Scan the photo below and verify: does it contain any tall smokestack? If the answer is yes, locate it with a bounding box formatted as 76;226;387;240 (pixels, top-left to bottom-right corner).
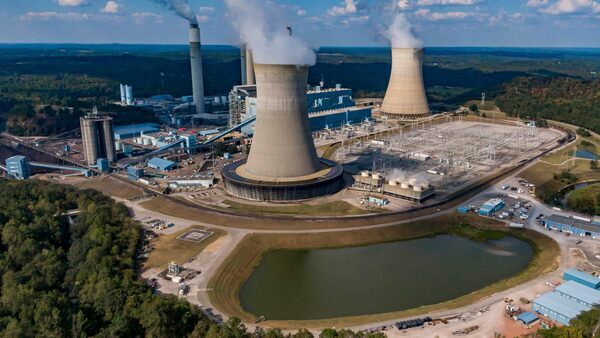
381;48;430;119
244;64;320;178
245;47;255;85
241;43;247;85
189;22;205;115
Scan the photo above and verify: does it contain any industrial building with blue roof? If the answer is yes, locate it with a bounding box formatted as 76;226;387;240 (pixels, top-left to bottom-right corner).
554;281;600;307
563;268;600;289
532;292;590;325
147;157;177;171
532;269;600;325
478;198;504;216
543;214;600;239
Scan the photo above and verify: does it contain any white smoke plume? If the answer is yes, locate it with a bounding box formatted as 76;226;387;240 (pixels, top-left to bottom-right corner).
150;0;197;23
380;1;422;48
224;0;316;66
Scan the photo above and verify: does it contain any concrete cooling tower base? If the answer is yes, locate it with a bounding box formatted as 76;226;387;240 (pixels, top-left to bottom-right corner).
222;158;344;201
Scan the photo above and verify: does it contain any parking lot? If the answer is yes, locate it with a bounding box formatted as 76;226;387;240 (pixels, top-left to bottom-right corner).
140;216;175;231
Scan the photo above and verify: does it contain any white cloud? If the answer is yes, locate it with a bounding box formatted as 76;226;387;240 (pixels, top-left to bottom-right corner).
101;1;121;14
327;0;358;16
297;9;307;16
199;6;215;14
131;12;163;24
21;11;90;21
416;0;481;5
56;0;88;7
539;0;600;14
414;8;475;20
526;0;550;7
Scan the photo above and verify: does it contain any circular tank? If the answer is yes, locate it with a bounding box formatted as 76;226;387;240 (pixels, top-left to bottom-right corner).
401;182;410;189
151;139;158;146
143;138;152;146
114;141;123;151
361;171;370;177
372;173;381;180
135;137;143;144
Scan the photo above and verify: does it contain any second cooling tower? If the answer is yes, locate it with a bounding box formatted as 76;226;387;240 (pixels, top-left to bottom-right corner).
381;48;430;119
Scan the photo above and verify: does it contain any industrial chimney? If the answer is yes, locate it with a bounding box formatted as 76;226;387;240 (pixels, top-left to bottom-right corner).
245;47;256;85
381;48;430;119
240;43;247;85
189;23;205;115
244;63;321;178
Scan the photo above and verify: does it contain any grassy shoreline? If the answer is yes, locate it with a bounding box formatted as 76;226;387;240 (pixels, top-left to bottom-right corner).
207;214;560;329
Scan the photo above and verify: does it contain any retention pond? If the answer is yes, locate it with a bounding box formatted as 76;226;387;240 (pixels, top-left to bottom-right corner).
239;235;533;320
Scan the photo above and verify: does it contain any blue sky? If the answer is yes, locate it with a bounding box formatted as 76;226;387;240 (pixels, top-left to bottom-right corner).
0;0;598;47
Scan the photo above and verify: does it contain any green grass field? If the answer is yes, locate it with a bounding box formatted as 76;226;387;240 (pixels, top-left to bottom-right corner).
222;199;383;216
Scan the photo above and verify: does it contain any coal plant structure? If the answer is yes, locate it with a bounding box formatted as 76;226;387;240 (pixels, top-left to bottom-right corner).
380;48;430;119
80;110;116;165
240;44;255;86
189;22;205;115
222;64;344;201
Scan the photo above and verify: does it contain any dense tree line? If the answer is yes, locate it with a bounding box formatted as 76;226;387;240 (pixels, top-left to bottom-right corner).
4;103;159;136
495;77;600;132
0;179;387;337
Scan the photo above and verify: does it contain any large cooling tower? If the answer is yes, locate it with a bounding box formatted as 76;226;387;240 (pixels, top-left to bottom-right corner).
245;64;321;179
189;23;205;115
381;48;430;119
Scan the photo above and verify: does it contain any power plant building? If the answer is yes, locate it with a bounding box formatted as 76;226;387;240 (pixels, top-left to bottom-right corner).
80;110;116;165
5;155;29;180
228;83;372;132
222;64;344;201
381;48;431;119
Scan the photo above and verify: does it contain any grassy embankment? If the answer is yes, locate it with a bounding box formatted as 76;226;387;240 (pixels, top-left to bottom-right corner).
207;214;560;329
76;175;146;200
144;227;225;270
221;199;384;216
519;121;600;206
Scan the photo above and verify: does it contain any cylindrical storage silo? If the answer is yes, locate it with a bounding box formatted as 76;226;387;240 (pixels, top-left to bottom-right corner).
115;141;123;152
143;138;152;146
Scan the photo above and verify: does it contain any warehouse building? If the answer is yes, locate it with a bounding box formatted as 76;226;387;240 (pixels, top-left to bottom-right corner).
554;281;600;307
147;158;177;171
563;268;600;289
478;198;505;216
543;214;600;239
532;292;589;325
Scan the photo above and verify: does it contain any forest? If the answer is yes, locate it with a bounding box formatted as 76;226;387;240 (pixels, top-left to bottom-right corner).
0;179;387;338
495;77;600;132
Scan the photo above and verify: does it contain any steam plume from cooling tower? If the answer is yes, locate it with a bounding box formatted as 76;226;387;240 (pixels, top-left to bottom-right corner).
383;12;422;48
150;0;197;23
376;0;421;48
224;0;316;66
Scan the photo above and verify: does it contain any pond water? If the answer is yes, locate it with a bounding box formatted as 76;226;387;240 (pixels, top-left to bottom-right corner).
239;235;533;320
575;149;598;160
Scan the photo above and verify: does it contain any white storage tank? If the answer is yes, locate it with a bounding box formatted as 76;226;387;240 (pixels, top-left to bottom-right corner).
401;181;410;189
361;171;370;177
372;173;381;180
143;138;152;146
114;141;123;151
135;137;143;144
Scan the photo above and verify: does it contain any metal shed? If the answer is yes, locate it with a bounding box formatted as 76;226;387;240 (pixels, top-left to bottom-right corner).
554;280;600;307
147;158;177;171
564;269;600;289
532;292;589;325
516;312;539;325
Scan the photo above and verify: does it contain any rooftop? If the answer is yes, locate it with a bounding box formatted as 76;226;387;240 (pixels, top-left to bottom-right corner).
148;157;176;169
555;281;600;305
545;214;600;233
564;268;600;287
516;312;539;324
533;292;589;319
